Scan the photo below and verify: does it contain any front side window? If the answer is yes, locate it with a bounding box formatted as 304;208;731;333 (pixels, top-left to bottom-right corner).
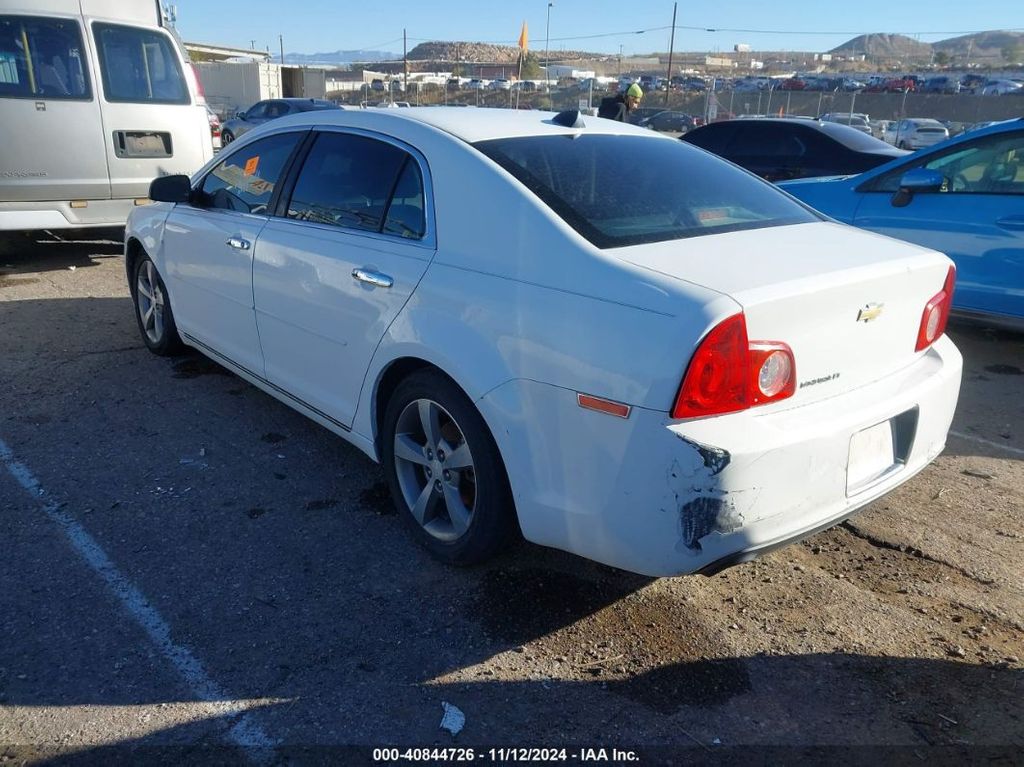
286;133;409;234
197;132;302;214
476;134;820;249
93;23;188;104
0;15;90;100
867;131;1024;195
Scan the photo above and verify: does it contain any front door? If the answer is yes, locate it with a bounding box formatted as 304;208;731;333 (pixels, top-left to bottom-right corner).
162;130;305;376
854;128;1024;322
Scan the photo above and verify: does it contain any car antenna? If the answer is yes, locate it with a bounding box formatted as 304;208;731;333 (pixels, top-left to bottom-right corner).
551;110;585;129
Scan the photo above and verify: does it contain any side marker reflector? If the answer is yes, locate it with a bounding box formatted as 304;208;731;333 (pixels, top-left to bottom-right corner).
577;393;631;419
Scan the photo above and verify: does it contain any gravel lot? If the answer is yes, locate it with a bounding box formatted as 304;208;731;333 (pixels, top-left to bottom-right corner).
0;230;1021;762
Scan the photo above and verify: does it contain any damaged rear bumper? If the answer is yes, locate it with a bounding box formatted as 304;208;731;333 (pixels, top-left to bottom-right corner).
479;336;962;577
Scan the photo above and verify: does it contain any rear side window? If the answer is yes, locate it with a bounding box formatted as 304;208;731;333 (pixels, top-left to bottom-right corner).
93;23;188;104
476;134;820;249
198;132;302;214
683;123;738;154
0;15;90;100
285;133;410;234
727;124;806;158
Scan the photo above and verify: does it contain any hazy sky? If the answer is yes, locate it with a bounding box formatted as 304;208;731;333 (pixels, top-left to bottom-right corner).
170;0;1017;57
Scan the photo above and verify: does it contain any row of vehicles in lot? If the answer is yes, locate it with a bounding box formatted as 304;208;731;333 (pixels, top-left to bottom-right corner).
621;72;1024;96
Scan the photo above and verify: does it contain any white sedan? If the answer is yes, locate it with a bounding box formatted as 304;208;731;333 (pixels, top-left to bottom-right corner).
126;107;962;576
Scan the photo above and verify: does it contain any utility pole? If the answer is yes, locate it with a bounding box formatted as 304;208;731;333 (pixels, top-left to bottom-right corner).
618;44;623;79
403;28;408;95
665;2;677;106
279;34;284;66
545;2;553;94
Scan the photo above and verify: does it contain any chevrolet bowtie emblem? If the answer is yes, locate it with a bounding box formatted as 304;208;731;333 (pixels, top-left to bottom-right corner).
857;303;884;322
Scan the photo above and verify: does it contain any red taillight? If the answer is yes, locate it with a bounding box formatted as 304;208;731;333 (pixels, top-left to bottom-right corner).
672;314;796;419
188;63;207;104
915;266;956;352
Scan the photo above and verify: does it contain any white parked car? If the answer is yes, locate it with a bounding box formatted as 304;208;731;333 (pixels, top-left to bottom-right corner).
489;78;512;91
981;79;1023;96
884;118;950;150
126;108;962;577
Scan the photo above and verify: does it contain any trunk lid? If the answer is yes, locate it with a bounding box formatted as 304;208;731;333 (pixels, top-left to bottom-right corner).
615;221;954;408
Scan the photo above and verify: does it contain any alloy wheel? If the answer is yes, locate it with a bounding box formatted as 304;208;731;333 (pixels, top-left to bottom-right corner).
136;260;166;345
393;398;477;542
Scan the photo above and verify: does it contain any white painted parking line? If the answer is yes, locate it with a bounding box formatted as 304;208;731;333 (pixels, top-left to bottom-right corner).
0;436;277;758
949;430;1024;458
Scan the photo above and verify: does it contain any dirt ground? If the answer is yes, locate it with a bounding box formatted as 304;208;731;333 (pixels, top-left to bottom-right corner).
0;230;1020;763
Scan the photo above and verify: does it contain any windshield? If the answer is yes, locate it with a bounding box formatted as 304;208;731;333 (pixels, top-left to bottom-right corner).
474;134;820;249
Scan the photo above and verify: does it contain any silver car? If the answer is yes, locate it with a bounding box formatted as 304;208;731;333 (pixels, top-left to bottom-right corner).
220;98;340;145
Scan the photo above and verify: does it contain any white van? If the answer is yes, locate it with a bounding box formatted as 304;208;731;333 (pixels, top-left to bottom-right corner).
0;0;213;231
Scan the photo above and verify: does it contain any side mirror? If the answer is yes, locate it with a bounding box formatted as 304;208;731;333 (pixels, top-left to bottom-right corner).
236;110;247;120
149;174;192;203
891;168;944;208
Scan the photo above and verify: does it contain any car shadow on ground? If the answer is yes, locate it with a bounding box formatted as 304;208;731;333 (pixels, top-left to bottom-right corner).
0;228;124;278
5;655;1021;756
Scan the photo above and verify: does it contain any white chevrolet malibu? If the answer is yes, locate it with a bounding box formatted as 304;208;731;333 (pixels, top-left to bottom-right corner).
125;107;962;577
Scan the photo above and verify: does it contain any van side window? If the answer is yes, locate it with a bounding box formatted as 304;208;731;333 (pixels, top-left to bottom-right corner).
285;133;408;234
197;133;302;215
92;23;188;104
0;16;91;100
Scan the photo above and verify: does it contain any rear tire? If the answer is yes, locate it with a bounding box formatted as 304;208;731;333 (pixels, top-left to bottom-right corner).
132;256;184;356
382;369;518;566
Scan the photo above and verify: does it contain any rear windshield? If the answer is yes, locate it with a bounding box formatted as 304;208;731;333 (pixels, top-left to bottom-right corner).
0;15;90;100
474;134;820;248
93;22;188;104
817;121;895;151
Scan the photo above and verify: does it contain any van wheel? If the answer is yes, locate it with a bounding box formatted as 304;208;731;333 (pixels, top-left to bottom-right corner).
382;370;517;566
132;257;183;356
221;130;234;145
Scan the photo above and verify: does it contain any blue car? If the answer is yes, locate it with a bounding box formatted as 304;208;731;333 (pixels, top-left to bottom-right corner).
780;119;1024;330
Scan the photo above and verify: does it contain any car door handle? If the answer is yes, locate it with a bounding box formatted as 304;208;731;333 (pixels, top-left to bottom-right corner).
226;237;251;250
352;268;393;288
996;216;1024;231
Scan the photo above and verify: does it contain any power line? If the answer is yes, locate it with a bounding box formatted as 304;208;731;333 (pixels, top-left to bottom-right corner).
403;24;1023;48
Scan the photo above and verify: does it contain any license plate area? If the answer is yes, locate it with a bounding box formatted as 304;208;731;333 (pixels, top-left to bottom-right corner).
846;408;918;497
847;421;895;494
113;131;173;158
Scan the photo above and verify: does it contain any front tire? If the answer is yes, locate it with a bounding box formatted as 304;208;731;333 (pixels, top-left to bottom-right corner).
221;130;234;145
382;370;517;566
132;256;183;356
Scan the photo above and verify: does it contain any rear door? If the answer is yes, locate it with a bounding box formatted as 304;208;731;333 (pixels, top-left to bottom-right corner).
0;13;108;201
253;130;435;428
853;129;1024;322
88;18;211;199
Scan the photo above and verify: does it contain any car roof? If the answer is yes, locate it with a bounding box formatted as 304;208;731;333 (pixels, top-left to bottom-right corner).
259;106;664;143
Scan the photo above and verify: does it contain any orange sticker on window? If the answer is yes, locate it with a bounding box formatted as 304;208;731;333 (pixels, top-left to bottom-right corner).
243;156;259;176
